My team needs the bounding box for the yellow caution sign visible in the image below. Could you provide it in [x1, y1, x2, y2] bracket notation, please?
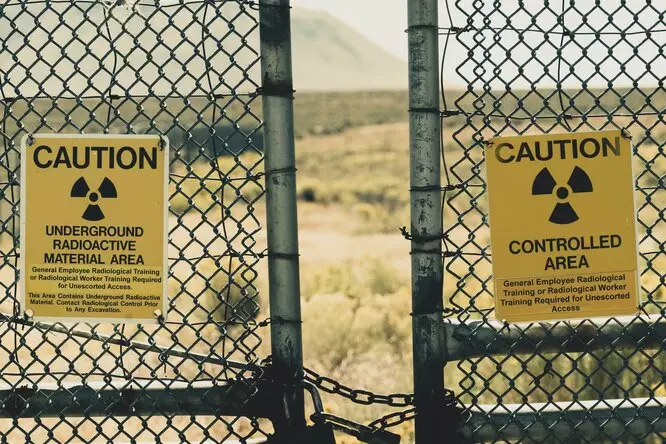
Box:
[20, 134, 169, 323]
[486, 130, 639, 322]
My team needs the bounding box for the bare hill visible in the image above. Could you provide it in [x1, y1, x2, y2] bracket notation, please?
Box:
[290, 8, 407, 91]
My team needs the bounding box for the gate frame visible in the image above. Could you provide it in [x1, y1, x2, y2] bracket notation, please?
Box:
[0, 1, 305, 441]
[410, 0, 666, 441]
[259, 0, 307, 440]
[407, 0, 447, 442]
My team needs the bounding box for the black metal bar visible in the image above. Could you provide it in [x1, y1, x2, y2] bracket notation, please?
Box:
[465, 397, 666, 441]
[444, 317, 666, 361]
[0, 381, 277, 418]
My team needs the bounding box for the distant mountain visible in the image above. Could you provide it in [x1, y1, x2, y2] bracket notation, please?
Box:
[0, 4, 406, 97]
[290, 8, 407, 91]
[0, 3, 408, 169]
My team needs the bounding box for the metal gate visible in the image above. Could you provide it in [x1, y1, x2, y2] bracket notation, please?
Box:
[9, 0, 666, 442]
[0, 1, 286, 442]
[408, 0, 666, 441]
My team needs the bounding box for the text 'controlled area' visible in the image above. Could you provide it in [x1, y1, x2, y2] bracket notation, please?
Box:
[21, 135, 169, 323]
[508, 234, 622, 270]
[485, 131, 640, 322]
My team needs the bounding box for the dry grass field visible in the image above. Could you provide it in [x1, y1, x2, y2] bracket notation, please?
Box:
[3, 88, 666, 442]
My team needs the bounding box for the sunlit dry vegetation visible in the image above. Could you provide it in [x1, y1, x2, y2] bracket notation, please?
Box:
[4, 89, 666, 442]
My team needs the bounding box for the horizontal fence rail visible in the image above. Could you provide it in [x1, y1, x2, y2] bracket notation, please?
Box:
[0, 380, 276, 418]
[444, 316, 666, 361]
[466, 397, 666, 442]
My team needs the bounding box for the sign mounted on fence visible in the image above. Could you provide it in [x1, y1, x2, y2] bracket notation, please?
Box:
[486, 130, 639, 322]
[20, 134, 169, 323]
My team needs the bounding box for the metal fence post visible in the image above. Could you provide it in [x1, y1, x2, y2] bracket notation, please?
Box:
[408, 0, 446, 442]
[259, 0, 306, 440]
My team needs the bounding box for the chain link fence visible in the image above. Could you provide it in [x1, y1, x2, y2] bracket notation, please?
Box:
[0, 0, 273, 441]
[438, 0, 666, 441]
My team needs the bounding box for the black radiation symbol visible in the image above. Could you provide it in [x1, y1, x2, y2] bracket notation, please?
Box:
[532, 166, 593, 224]
[70, 177, 118, 221]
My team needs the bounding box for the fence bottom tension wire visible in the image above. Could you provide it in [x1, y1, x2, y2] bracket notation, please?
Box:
[262, 357, 466, 443]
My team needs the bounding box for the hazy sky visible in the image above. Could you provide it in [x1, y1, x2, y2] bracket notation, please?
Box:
[292, 0, 411, 61]
[291, 1, 664, 89]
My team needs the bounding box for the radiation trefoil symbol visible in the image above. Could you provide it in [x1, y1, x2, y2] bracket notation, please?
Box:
[70, 177, 118, 221]
[532, 166, 593, 224]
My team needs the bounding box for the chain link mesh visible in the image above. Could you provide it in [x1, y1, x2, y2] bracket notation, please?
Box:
[0, 0, 271, 441]
[440, 0, 666, 441]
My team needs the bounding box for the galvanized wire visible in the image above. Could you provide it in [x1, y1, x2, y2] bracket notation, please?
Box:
[441, 0, 666, 441]
[0, 0, 270, 441]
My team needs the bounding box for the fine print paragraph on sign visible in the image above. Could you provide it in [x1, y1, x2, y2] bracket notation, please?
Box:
[485, 130, 640, 322]
[20, 134, 169, 323]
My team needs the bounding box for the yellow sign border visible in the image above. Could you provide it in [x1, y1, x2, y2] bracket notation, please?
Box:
[485, 130, 641, 323]
[19, 133, 170, 324]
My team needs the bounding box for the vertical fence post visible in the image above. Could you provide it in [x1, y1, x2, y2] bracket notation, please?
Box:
[408, 0, 446, 442]
[259, 0, 306, 440]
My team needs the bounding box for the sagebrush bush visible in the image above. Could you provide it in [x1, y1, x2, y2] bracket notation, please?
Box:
[301, 256, 407, 301]
[300, 258, 412, 430]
